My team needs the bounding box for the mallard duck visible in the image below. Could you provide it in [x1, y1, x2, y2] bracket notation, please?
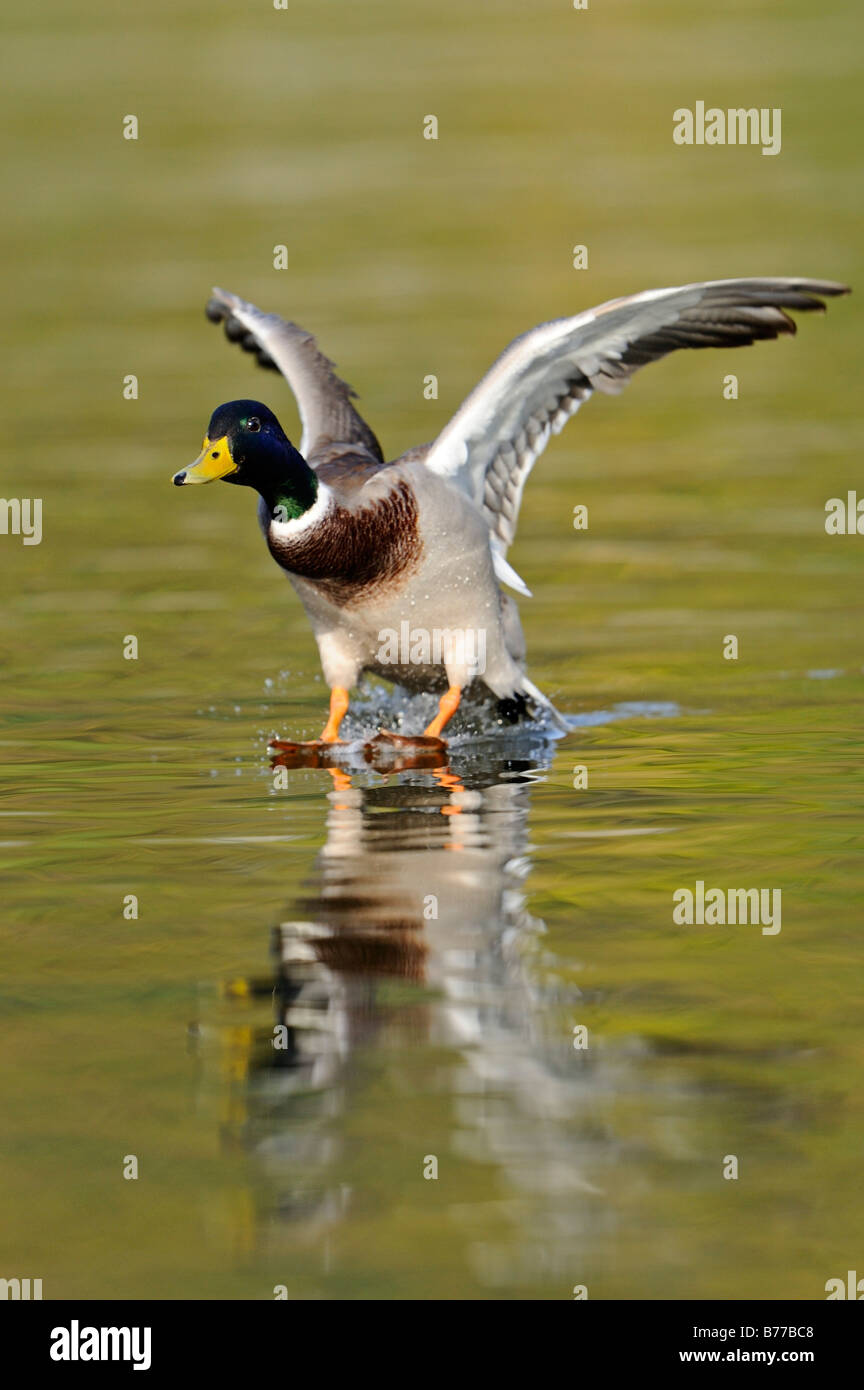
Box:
[173, 278, 848, 745]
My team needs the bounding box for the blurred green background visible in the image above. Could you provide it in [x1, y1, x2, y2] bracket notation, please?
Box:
[1, 0, 861, 1299]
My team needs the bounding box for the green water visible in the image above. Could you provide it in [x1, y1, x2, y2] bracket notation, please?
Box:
[1, 0, 861, 1299]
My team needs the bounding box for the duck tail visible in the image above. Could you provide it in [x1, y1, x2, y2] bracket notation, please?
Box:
[517, 677, 569, 734]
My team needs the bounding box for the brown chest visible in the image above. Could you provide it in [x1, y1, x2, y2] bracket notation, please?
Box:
[266, 480, 423, 606]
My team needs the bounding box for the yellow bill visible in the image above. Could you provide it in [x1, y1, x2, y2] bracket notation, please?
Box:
[173, 436, 238, 486]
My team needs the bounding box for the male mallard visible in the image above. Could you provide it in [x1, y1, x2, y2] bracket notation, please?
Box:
[173, 278, 848, 745]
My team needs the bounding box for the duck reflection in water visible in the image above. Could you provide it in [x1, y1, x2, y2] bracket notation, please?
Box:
[199, 731, 613, 1287]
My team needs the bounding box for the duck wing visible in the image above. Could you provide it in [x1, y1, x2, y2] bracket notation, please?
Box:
[205, 287, 384, 466]
[422, 278, 849, 582]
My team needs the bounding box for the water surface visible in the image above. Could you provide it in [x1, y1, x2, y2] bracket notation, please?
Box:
[1, 0, 861, 1299]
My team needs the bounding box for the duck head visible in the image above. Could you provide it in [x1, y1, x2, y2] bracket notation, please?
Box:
[173, 400, 318, 518]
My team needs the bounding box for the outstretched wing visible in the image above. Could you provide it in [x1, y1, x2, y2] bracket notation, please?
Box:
[205, 288, 384, 464]
[423, 278, 849, 565]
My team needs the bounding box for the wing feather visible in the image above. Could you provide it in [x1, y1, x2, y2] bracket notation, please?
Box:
[205, 288, 383, 465]
[423, 277, 849, 556]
